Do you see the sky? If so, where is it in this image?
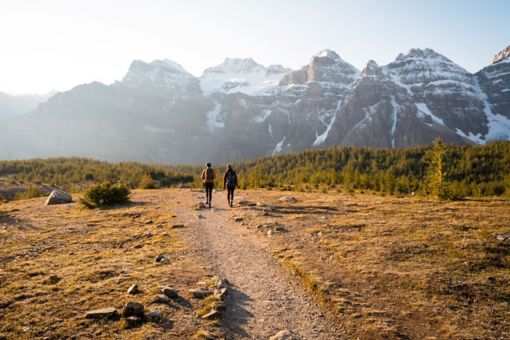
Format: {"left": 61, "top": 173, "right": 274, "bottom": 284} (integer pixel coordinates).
{"left": 0, "top": 0, "right": 509, "bottom": 95}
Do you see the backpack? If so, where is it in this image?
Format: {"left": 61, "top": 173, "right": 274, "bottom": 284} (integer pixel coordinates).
{"left": 226, "top": 170, "right": 237, "bottom": 187}
{"left": 205, "top": 168, "right": 214, "bottom": 182}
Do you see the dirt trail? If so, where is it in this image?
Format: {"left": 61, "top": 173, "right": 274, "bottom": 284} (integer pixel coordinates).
{"left": 176, "top": 190, "right": 341, "bottom": 339}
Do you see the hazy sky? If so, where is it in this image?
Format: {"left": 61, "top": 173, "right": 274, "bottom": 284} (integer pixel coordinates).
{"left": 1, "top": 0, "right": 509, "bottom": 95}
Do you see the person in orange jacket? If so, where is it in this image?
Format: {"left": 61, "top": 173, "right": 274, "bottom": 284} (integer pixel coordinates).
{"left": 200, "top": 162, "right": 216, "bottom": 208}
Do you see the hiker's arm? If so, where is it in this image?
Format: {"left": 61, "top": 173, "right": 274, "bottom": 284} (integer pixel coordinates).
{"left": 200, "top": 170, "right": 205, "bottom": 180}
{"left": 223, "top": 172, "right": 227, "bottom": 189}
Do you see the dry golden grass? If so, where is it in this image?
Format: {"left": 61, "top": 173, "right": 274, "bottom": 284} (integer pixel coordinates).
{"left": 239, "top": 189, "right": 510, "bottom": 339}
{"left": 0, "top": 189, "right": 222, "bottom": 339}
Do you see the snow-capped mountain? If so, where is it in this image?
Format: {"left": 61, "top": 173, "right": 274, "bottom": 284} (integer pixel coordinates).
{"left": 1, "top": 46, "right": 509, "bottom": 163}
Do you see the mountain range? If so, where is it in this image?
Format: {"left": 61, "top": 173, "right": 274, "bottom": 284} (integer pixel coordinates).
{"left": 1, "top": 46, "right": 509, "bottom": 163}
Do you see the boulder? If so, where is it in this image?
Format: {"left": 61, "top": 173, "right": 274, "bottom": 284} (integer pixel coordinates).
{"left": 153, "top": 294, "right": 171, "bottom": 304}
{"left": 233, "top": 216, "right": 244, "bottom": 222}
{"left": 85, "top": 307, "right": 118, "bottom": 320}
{"left": 171, "top": 223, "right": 185, "bottom": 228}
{"left": 122, "top": 301, "right": 144, "bottom": 318}
{"left": 45, "top": 190, "right": 72, "bottom": 205}
{"left": 146, "top": 310, "right": 162, "bottom": 323}
{"left": 161, "top": 287, "right": 178, "bottom": 299}
{"left": 125, "top": 316, "right": 142, "bottom": 328}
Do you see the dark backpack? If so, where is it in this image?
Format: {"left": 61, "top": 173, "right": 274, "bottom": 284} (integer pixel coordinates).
{"left": 205, "top": 168, "right": 214, "bottom": 182}
{"left": 226, "top": 171, "right": 237, "bottom": 187}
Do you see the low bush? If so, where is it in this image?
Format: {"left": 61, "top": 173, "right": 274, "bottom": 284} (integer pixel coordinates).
{"left": 80, "top": 182, "right": 131, "bottom": 208}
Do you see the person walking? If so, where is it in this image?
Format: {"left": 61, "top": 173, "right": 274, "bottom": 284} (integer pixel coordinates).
{"left": 200, "top": 162, "right": 216, "bottom": 208}
{"left": 223, "top": 164, "right": 238, "bottom": 207}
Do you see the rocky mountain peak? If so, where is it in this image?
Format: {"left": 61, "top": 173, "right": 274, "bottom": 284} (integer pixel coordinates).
{"left": 396, "top": 48, "right": 452, "bottom": 63}
{"left": 204, "top": 58, "right": 263, "bottom": 75}
{"left": 493, "top": 45, "right": 510, "bottom": 64}
{"left": 313, "top": 49, "right": 342, "bottom": 61}
{"left": 121, "top": 59, "right": 198, "bottom": 92}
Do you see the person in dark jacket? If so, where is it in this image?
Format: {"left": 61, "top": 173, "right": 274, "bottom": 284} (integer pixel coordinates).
{"left": 223, "top": 164, "right": 238, "bottom": 207}
{"left": 200, "top": 162, "right": 216, "bottom": 208}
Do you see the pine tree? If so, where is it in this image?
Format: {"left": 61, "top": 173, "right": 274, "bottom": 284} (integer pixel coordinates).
{"left": 427, "top": 137, "right": 446, "bottom": 198}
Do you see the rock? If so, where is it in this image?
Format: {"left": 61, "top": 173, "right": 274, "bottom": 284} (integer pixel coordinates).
{"left": 274, "top": 225, "right": 287, "bottom": 232}
{"left": 127, "top": 284, "right": 139, "bottom": 295}
{"left": 156, "top": 254, "right": 167, "bottom": 263}
{"left": 125, "top": 316, "right": 142, "bottom": 328}
{"left": 161, "top": 287, "right": 178, "bottom": 299}
{"left": 44, "top": 275, "right": 61, "bottom": 285}
{"left": 85, "top": 307, "right": 118, "bottom": 320}
{"left": 122, "top": 301, "right": 144, "bottom": 318}
{"left": 270, "top": 330, "right": 293, "bottom": 340}
{"left": 279, "top": 196, "right": 298, "bottom": 203}
{"left": 195, "top": 202, "right": 206, "bottom": 210}
{"left": 196, "top": 214, "right": 205, "bottom": 219}
{"left": 45, "top": 190, "right": 72, "bottom": 205}
{"left": 236, "top": 200, "right": 256, "bottom": 207}
{"left": 146, "top": 310, "right": 162, "bottom": 323}
{"left": 145, "top": 232, "right": 153, "bottom": 237}
{"left": 267, "top": 230, "right": 273, "bottom": 236}
{"left": 189, "top": 288, "right": 212, "bottom": 299}
{"left": 145, "top": 220, "right": 154, "bottom": 225}
{"left": 171, "top": 223, "right": 185, "bottom": 228}
{"left": 233, "top": 216, "right": 244, "bottom": 222}
{"left": 153, "top": 294, "right": 171, "bottom": 304}
{"left": 202, "top": 309, "right": 221, "bottom": 320}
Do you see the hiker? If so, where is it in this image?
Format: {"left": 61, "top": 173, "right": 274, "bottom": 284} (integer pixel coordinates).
{"left": 200, "top": 162, "right": 216, "bottom": 208}
{"left": 223, "top": 164, "right": 238, "bottom": 207}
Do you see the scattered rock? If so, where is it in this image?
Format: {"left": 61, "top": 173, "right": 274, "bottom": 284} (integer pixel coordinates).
{"left": 195, "top": 202, "right": 207, "bottom": 210}
{"left": 270, "top": 330, "right": 293, "bottom": 340}
{"left": 236, "top": 200, "right": 256, "bottom": 207}
{"left": 145, "top": 231, "right": 153, "bottom": 237}
{"left": 171, "top": 223, "right": 185, "bottom": 228}
{"left": 233, "top": 216, "right": 244, "bottom": 222}
{"left": 161, "top": 287, "right": 178, "bottom": 299}
{"left": 146, "top": 310, "right": 162, "bottom": 323}
{"left": 153, "top": 294, "right": 171, "bottom": 304}
{"left": 196, "top": 214, "right": 205, "bottom": 219}
{"left": 127, "top": 284, "right": 139, "bottom": 295}
{"left": 44, "top": 275, "right": 61, "bottom": 285}
{"left": 279, "top": 196, "right": 298, "bottom": 203}
{"left": 125, "top": 316, "right": 142, "bottom": 328}
{"left": 45, "top": 190, "right": 72, "bottom": 205}
{"left": 189, "top": 288, "right": 212, "bottom": 299}
{"left": 85, "top": 307, "right": 118, "bottom": 320}
{"left": 275, "top": 225, "right": 287, "bottom": 232}
{"left": 145, "top": 220, "right": 154, "bottom": 225}
{"left": 156, "top": 254, "right": 167, "bottom": 263}
{"left": 122, "top": 301, "right": 144, "bottom": 318}
{"left": 256, "top": 202, "right": 266, "bottom": 207}
{"left": 493, "top": 232, "right": 510, "bottom": 244}
{"left": 202, "top": 309, "right": 221, "bottom": 320}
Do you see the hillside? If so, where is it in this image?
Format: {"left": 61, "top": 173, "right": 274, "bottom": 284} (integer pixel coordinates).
{"left": 1, "top": 46, "right": 509, "bottom": 163}
{"left": 1, "top": 189, "right": 509, "bottom": 338}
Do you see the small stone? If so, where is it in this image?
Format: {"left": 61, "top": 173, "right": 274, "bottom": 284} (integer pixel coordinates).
{"left": 274, "top": 226, "right": 287, "bottom": 232}
{"left": 85, "top": 307, "right": 118, "bottom": 320}
{"left": 125, "top": 316, "right": 142, "bottom": 328}
{"left": 171, "top": 223, "right": 185, "bottom": 228}
{"left": 161, "top": 287, "right": 178, "bottom": 299}
{"left": 233, "top": 216, "right": 244, "bottom": 222}
{"left": 267, "top": 230, "right": 273, "bottom": 236}
{"left": 189, "top": 289, "right": 212, "bottom": 299}
{"left": 122, "top": 301, "right": 144, "bottom": 318}
{"left": 202, "top": 309, "right": 221, "bottom": 319}
{"left": 279, "top": 196, "right": 298, "bottom": 203}
{"left": 145, "top": 220, "right": 154, "bottom": 225}
{"left": 145, "top": 231, "right": 153, "bottom": 237}
{"left": 270, "top": 330, "right": 293, "bottom": 340}
{"left": 153, "top": 294, "right": 171, "bottom": 304}
{"left": 146, "top": 310, "right": 162, "bottom": 323}
{"left": 45, "top": 275, "right": 61, "bottom": 285}
{"left": 127, "top": 284, "right": 139, "bottom": 295}
{"left": 156, "top": 254, "right": 166, "bottom": 263}
{"left": 195, "top": 202, "right": 206, "bottom": 210}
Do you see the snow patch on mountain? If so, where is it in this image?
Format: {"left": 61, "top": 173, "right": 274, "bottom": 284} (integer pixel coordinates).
{"left": 200, "top": 58, "right": 290, "bottom": 96}
{"left": 273, "top": 136, "right": 286, "bottom": 155}
{"left": 415, "top": 103, "right": 445, "bottom": 126}
{"left": 206, "top": 102, "right": 224, "bottom": 130}
{"left": 313, "top": 100, "right": 342, "bottom": 146}
{"left": 473, "top": 78, "right": 510, "bottom": 141}
{"left": 390, "top": 96, "right": 399, "bottom": 147}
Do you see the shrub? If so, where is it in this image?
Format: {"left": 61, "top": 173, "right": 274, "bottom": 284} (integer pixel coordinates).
{"left": 80, "top": 182, "right": 131, "bottom": 208}
{"left": 14, "top": 185, "right": 41, "bottom": 200}
{"left": 139, "top": 174, "right": 157, "bottom": 189}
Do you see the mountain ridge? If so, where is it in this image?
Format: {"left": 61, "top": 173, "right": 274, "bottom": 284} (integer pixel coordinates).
{"left": 1, "top": 45, "right": 509, "bottom": 163}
